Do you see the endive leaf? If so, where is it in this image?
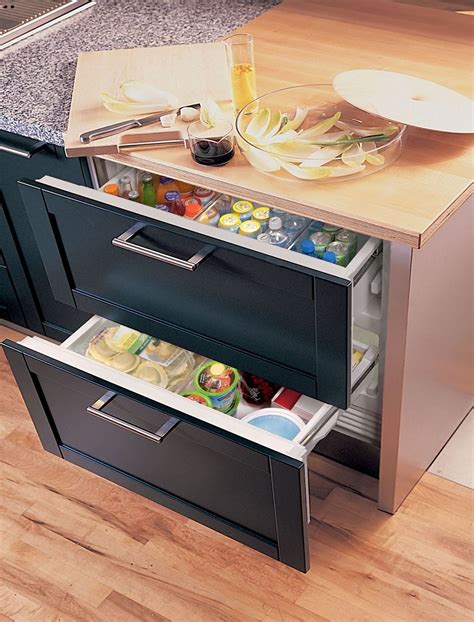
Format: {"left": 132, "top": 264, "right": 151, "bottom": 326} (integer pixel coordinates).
{"left": 283, "top": 107, "right": 308, "bottom": 132}
{"left": 298, "top": 112, "right": 342, "bottom": 139}
{"left": 244, "top": 147, "right": 281, "bottom": 172}
{"left": 361, "top": 141, "right": 385, "bottom": 165}
{"left": 119, "top": 80, "right": 177, "bottom": 107}
{"left": 258, "top": 129, "right": 298, "bottom": 145}
{"left": 265, "top": 110, "right": 284, "bottom": 138}
{"left": 280, "top": 161, "right": 332, "bottom": 180}
{"left": 301, "top": 144, "right": 348, "bottom": 167}
{"left": 100, "top": 92, "right": 174, "bottom": 115}
{"left": 267, "top": 141, "right": 321, "bottom": 160}
{"left": 341, "top": 143, "right": 365, "bottom": 167}
{"left": 200, "top": 99, "right": 223, "bottom": 128}
{"left": 245, "top": 108, "right": 271, "bottom": 138}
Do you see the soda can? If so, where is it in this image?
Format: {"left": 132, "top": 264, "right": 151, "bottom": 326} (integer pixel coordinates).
{"left": 335, "top": 229, "right": 357, "bottom": 260}
{"left": 326, "top": 241, "right": 350, "bottom": 266}
{"left": 321, "top": 223, "right": 341, "bottom": 241}
{"left": 310, "top": 231, "right": 332, "bottom": 258}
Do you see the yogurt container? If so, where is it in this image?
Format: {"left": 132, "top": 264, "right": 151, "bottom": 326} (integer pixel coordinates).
{"left": 241, "top": 408, "right": 305, "bottom": 440}
{"left": 232, "top": 200, "right": 254, "bottom": 221}
{"left": 218, "top": 213, "right": 241, "bottom": 233}
{"left": 194, "top": 361, "right": 240, "bottom": 412}
{"left": 180, "top": 391, "right": 213, "bottom": 407}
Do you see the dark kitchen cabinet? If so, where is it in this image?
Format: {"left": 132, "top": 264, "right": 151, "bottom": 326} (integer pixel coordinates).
{"left": 0, "top": 130, "right": 92, "bottom": 338}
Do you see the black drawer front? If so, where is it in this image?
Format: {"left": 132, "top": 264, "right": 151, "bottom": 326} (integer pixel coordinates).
{"left": 19, "top": 180, "right": 351, "bottom": 408}
{"left": 4, "top": 340, "right": 310, "bottom": 572}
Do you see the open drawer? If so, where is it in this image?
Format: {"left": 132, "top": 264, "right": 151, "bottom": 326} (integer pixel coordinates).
{"left": 18, "top": 175, "right": 381, "bottom": 409}
{"left": 3, "top": 314, "right": 339, "bottom": 572}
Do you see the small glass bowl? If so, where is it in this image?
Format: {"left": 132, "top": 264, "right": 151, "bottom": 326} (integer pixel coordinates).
{"left": 187, "top": 120, "right": 235, "bottom": 167}
{"left": 235, "top": 84, "right": 406, "bottom": 182}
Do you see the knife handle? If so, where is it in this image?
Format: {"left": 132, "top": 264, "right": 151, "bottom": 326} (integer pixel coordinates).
{"left": 80, "top": 120, "right": 139, "bottom": 144}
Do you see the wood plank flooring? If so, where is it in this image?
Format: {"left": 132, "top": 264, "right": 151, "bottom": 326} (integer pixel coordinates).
{"left": 0, "top": 324, "right": 473, "bottom": 621}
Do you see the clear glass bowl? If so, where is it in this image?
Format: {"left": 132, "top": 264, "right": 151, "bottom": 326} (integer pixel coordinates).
{"left": 235, "top": 84, "right": 407, "bottom": 183}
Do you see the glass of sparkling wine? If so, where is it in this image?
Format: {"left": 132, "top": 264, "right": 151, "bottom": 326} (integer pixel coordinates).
{"left": 224, "top": 33, "right": 258, "bottom": 115}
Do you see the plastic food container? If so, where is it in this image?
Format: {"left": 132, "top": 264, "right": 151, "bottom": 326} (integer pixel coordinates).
{"left": 193, "top": 361, "right": 240, "bottom": 412}
{"left": 241, "top": 408, "right": 305, "bottom": 440}
{"left": 180, "top": 391, "right": 213, "bottom": 407}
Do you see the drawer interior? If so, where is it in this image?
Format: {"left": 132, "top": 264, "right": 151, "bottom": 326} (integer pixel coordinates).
{"left": 94, "top": 161, "right": 382, "bottom": 281}
{"left": 17, "top": 310, "right": 384, "bottom": 460}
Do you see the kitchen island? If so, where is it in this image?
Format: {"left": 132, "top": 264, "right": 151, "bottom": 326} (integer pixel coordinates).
{"left": 1, "top": 0, "right": 472, "bottom": 572}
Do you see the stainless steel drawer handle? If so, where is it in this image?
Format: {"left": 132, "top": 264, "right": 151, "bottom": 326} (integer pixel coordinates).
{"left": 112, "top": 222, "right": 215, "bottom": 271}
{"left": 0, "top": 141, "right": 46, "bottom": 159}
{"left": 86, "top": 390, "right": 179, "bottom": 443}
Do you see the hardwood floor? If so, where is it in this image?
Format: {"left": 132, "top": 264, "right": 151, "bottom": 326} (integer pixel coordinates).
{"left": 0, "top": 324, "right": 473, "bottom": 621}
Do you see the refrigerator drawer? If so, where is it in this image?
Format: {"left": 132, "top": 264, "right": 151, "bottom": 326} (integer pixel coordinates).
{"left": 17, "top": 176, "right": 380, "bottom": 409}
{"left": 3, "top": 317, "right": 338, "bottom": 572}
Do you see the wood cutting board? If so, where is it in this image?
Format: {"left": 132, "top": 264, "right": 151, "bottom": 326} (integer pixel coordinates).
{"left": 64, "top": 43, "right": 231, "bottom": 157}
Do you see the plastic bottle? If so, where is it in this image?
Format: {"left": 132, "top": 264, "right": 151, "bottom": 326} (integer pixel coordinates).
{"left": 267, "top": 217, "right": 289, "bottom": 247}
{"left": 300, "top": 239, "right": 315, "bottom": 256}
{"left": 283, "top": 214, "right": 307, "bottom": 236}
{"left": 322, "top": 250, "right": 337, "bottom": 264}
{"left": 156, "top": 177, "right": 180, "bottom": 205}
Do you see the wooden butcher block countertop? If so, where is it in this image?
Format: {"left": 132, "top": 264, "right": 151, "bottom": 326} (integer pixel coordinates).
{"left": 105, "top": 0, "right": 473, "bottom": 248}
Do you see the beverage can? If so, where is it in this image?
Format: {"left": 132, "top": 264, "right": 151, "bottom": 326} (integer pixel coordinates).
{"left": 239, "top": 219, "right": 261, "bottom": 238}
{"left": 321, "top": 223, "right": 341, "bottom": 241}
{"left": 335, "top": 229, "right": 357, "bottom": 259}
{"left": 218, "top": 213, "right": 241, "bottom": 232}
{"left": 252, "top": 207, "right": 270, "bottom": 231}
{"left": 194, "top": 361, "right": 240, "bottom": 412}
{"left": 326, "top": 241, "right": 350, "bottom": 266}
{"left": 232, "top": 200, "right": 254, "bottom": 221}
{"left": 310, "top": 231, "right": 331, "bottom": 258}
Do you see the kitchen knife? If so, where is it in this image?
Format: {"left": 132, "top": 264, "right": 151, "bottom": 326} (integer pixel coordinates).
{"left": 79, "top": 104, "right": 200, "bottom": 144}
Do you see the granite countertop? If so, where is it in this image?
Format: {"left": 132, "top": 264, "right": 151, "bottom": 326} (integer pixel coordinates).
{"left": 0, "top": 0, "right": 278, "bottom": 146}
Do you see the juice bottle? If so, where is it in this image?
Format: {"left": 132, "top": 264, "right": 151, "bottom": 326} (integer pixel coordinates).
{"left": 142, "top": 173, "right": 156, "bottom": 207}
{"left": 164, "top": 191, "right": 185, "bottom": 216}
{"left": 175, "top": 180, "right": 195, "bottom": 200}
{"left": 156, "top": 177, "right": 180, "bottom": 205}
